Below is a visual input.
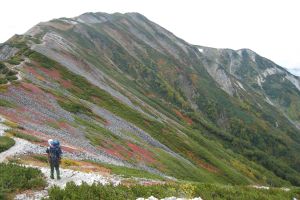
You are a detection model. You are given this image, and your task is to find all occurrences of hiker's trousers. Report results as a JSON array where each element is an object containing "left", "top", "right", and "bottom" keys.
[{"left": 50, "top": 162, "right": 60, "bottom": 177}]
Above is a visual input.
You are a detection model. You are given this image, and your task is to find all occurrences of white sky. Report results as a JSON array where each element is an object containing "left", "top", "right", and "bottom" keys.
[{"left": 1, "top": 0, "right": 299, "bottom": 69}]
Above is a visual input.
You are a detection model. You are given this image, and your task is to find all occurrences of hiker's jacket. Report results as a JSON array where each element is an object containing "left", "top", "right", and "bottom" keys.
[{"left": 46, "top": 146, "right": 62, "bottom": 165}]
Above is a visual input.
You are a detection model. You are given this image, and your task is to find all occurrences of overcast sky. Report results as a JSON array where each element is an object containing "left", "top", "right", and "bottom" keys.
[{"left": 1, "top": 0, "right": 299, "bottom": 69}]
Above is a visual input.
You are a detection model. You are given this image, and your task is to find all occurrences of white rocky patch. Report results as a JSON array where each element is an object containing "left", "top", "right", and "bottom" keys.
[
  {"left": 0, "top": 45, "right": 19, "bottom": 61},
  {"left": 60, "top": 19, "right": 78, "bottom": 25},
  {"left": 197, "top": 48, "right": 203, "bottom": 53},
  {"left": 265, "top": 97, "right": 274, "bottom": 106},
  {"left": 256, "top": 75, "right": 264, "bottom": 87},
  {"left": 252, "top": 185, "right": 270, "bottom": 190},
  {"left": 261, "top": 67, "right": 283, "bottom": 78},
  {"left": 204, "top": 62, "right": 235, "bottom": 96},
  {"left": 236, "top": 81, "right": 246, "bottom": 91},
  {"left": 42, "top": 32, "right": 77, "bottom": 54},
  {"left": 35, "top": 165, "right": 121, "bottom": 188}
]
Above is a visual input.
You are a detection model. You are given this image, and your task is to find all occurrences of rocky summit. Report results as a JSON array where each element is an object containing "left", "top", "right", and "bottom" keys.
[{"left": 1, "top": 12, "right": 300, "bottom": 188}]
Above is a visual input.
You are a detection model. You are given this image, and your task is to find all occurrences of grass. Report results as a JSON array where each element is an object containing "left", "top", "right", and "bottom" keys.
[
  {"left": 58, "top": 99, "right": 91, "bottom": 114},
  {"left": 2, "top": 121, "right": 23, "bottom": 129},
  {"left": 46, "top": 182, "right": 300, "bottom": 200},
  {"left": 0, "top": 136, "right": 15, "bottom": 153},
  {"left": 57, "top": 99, "right": 106, "bottom": 123},
  {"left": 32, "top": 154, "right": 49, "bottom": 163},
  {"left": 0, "top": 163, "right": 46, "bottom": 199},
  {"left": 6, "top": 129, "right": 42, "bottom": 142},
  {"left": 0, "top": 99, "right": 16, "bottom": 108},
  {"left": 87, "top": 160, "right": 164, "bottom": 180}
]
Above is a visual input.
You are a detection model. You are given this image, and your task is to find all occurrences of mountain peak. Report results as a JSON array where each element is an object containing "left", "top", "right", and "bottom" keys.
[
  {"left": 1, "top": 11, "right": 300, "bottom": 187},
  {"left": 70, "top": 12, "right": 146, "bottom": 24}
]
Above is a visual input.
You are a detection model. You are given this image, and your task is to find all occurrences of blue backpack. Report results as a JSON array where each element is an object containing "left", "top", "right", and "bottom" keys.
[
  {"left": 52, "top": 140, "right": 60, "bottom": 147},
  {"left": 49, "top": 140, "right": 62, "bottom": 162}
]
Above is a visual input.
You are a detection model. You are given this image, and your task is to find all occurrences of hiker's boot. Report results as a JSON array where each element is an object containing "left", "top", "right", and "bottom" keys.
[{"left": 50, "top": 174, "right": 54, "bottom": 179}]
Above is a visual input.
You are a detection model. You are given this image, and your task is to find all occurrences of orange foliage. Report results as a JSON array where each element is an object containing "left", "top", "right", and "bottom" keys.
[{"left": 173, "top": 109, "right": 193, "bottom": 125}]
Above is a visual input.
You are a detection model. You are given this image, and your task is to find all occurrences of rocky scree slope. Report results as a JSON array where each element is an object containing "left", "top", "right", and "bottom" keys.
[{"left": 0, "top": 12, "right": 300, "bottom": 186}]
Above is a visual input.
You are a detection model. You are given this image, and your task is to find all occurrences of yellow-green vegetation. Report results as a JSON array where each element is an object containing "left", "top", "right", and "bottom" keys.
[
  {"left": 0, "top": 136, "right": 15, "bottom": 153},
  {"left": 6, "top": 129, "right": 42, "bottom": 142},
  {"left": 88, "top": 161, "right": 164, "bottom": 180},
  {"left": 46, "top": 182, "right": 300, "bottom": 200},
  {"left": 0, "top": 99, "right": 16, "bottom": 108},
  {"left": 32, "top": 154, "right": 49, "bottom": 163},
  {"left": 2, "top": 120, "right": 22, "bottom": 129},
  {"left": 62, "top": 159, "right": 80, "bottom": 167},
  {"left": 0, "top": 163, "right": 46, "bottom": 199}
]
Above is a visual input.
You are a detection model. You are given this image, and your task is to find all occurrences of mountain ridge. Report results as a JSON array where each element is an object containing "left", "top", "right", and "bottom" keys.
[{"left": 0, "top": 11, "right": 300, "bottom": 186}]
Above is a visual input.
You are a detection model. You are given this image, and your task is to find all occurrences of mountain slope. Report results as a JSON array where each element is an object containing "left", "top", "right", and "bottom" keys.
[
  {"left": 0, "top": 12, "right": 300, "bottom": 186},
  {"left": 199, "top": 47, "right": 300, "bottom": 128}
]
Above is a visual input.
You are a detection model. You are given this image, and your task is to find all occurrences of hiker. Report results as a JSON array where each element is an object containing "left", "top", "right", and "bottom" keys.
[{"left": 46, "top": 139, "right": 62, "bottom": 180}]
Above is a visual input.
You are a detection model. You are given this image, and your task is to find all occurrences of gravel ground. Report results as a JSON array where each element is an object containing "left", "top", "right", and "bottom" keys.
[{"left": 0, "top": 116, "right": 9, "bottom": 136}]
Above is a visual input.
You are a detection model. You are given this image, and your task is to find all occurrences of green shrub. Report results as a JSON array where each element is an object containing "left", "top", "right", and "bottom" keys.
[
  {"left": 0, "top": 62, "right": 5, "bottom": 69},
  {"left": 0, "top": 78, "right": 8, "bottom": 85},
  {"left": 6, "top": 75, "right": 18, "bottom": 81},
  {"left": 58, "top": 100, "right": 91, "bottom": 114},
  {"left": 6, "top": 57, "right": 22, "bottom": 65},
  {"left": 7, "top": 70, "right": 17, "bottom": 76},
  {"left": 0, "top": 136, "right": 15, "bottom": 153},
  {"left": 0, "top": 163, "right": 46, "bottom": 199},
  {"left": 58, "top": 99, "right": 106, "bottom": 123},
  {"left": 47, "top": 182, "right": 179, "bottom": 200},
  {"left": 46, "top": 182, "right": 300, "bottom": 200},
  {"left": 0, "top": 67, "right": 9, "bottom": 74}
]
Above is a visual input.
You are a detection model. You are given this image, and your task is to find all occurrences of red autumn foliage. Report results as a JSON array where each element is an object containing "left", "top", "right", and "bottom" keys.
[
  {"left": 21, "top": 82, "right": 44, "bottom": 95},
  {"left": 39, "top": 68, "right": 61, "bottom": 80},
  {"left": 25, "top": 66, "right": 46, "bottom": 81},
  {"left": 127, "top": 143, "right": 156, "bottom": 164},
  {"left": 173, "top": 109, "right": 193, "bottom": 125}
]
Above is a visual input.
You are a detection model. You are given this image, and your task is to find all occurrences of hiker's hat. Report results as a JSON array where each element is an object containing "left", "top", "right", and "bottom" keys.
[{"left": 48, "top": 139, "right": 53, "bottom": 147}]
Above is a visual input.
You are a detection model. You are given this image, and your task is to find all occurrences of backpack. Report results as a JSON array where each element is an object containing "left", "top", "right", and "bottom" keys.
[
  {"left": 52, "top": 140, "right": 60, "bottom": 147},
  {"left": 49, "top": 146, "right": 62, "bottom": 162}
]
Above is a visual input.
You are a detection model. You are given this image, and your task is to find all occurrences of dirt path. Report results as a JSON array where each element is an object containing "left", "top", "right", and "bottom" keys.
[
  {"left": 0, "top": 137, "right": 32, "bottom": 162},
  {"left": 32, "top": 165, "right": 121, "bottom": 187}
]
